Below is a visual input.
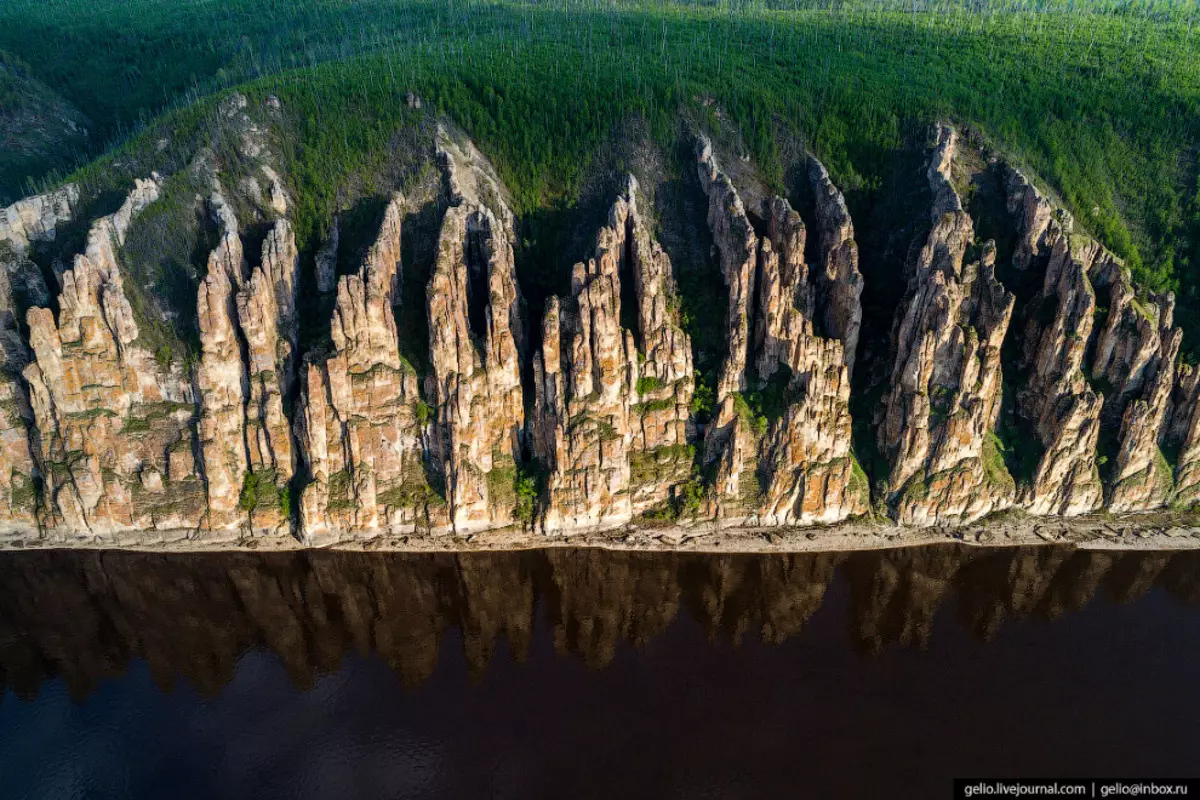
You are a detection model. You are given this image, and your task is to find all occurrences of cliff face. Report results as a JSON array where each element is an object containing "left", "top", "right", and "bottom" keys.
[
  {"left": 694, "top": 135, "right": 867, "bottom": 526},
  {"left": 1, "top": 109, "right": 1197, "bottom": 543},
  {"left": 1018, "top": 236, "right": 1106, "bottom": 516},
  {"left": 532, "top": 177, "right": 693, "bottom": 532},
  {"left": 878, "top": 125, "right": 1015, "bottom": 525},
  {"left": 427, "top": 133, "right": 526, "bottom": 533},
  {"left": 21, "top": 178, "right": 204, "bottom": 535},
  {"left": 296, "top": 194, "right": 431, "bottom": 541}
]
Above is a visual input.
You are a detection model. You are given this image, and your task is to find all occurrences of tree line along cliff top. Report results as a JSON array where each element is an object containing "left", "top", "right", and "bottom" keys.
[{"left": 1, "top": 0, "right": 1199, "bottom": 340}]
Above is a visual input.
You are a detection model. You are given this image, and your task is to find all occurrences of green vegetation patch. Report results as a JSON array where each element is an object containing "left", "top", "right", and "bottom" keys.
[
  {"left": 326, "top": 469, "right": 354, "bottom": 512},
  {"left": 983, "top": 432, "right": 1018, "bottom": 494},
  {"left": 629, "top": 444, "right": 695, "bottom": 486},
  {"left": 635, "top": 376, "right": 663, "bottom": 396},
  {"left": 238, "top": 468, "right": 289, "bottom": 515}
]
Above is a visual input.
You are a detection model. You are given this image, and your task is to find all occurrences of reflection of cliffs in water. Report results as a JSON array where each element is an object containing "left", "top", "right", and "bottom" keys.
[{"left": 1, "top": 546, "right": 1198, "bottom": 699}]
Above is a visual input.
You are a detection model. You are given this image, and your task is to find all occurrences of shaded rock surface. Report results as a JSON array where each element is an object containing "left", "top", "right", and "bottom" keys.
[
  {"left": 878, "top": 125, "right": 1015, "bottom": 525},
  {"left": 532, "top": 177, "right": 693, "bottom": 532},
  {"left": 426, "top": 132, "right": 525, "bottom": 533},
  {"left": 694, "top": 135, "right": 867, "bottom": 526},
  {"left": 296, "top": 194, "right": 435, "bottom": 540}
]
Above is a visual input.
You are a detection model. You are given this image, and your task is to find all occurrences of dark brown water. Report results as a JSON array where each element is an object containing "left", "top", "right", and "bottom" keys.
[{"left": 0, "top": 545, "right": 1197, "bottom": 799}]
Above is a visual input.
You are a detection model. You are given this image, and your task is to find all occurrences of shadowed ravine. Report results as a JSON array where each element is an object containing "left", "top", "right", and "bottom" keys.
[{"left": 0, "top": 545, "right": 1198, "bottom": 798}]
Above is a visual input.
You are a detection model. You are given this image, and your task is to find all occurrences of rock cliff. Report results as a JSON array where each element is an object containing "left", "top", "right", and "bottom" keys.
[
  {"left": 1, "top": 114, "right": 1197, "bottom": 544},
  {"left": 22, "top": 177, "right": 203, "bottom": 536},
  {"left": 693, "top": 135, "right": 867, "bottom": 526},
  {"left": 295, "top": 194, "right": 434, "bottom": 541},
  {"left": 1017, "top": 235, "right": 1106, "bottom": 516},
  {"left": 531, "top": 176, "right": 693, "bottom": 532},
  {"left": 427, "top": 133, "right": 526, "bottom": 533},
  {"left": 878, "top": 125, "right": 1015, "bottom": 525}
]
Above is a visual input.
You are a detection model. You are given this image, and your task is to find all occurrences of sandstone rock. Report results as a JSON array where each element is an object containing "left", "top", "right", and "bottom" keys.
[
  {"left": 427, "top": 198, "right": 524, "bottom": 533},
  {"left": 196, "top": 204, "right": 250, "bottom": 532},
  {"left": 1166, "top": 363, "right": 1200, "bottom": 505},
  {"left": 1003, "top": 166, "right": 1064, "bottom": 271},
  {"left": 808, "top": 156, "right": 864, "bottom": 376},
  {"left": 1108, "top": 324, "right": 1179, "bottom": 512},
  {"left": 694, "top": 136, "right": 866, "bottom": 525},
  {"left": 695, "top": 135, "right": 756, "bottom": 401},
  {"left": 878, "top": 125, "right": 1015, "bottom": 525},
  {"left": 296, "top": 194, "right": 434, "bottom": 540},
  {"left": 0, "top": 373, "right": 38, "bottom": 531},
  {"left": 1089, "top": 260, "right": 1170, "bottom": 423},
  {"left": 1017, "top": 236, "right": 1105, "bottom": 516},
  {"left": 532, "top": 177, "right": 693, "bottom": 533},
  {"left": 753, "top": 197, "right": 866, "bottom": 526},
  {"left": 1098, "top": 273, "right": 1181, "bottom": 512},
  {"left": 21, "top": 178, "right": 203, "bottom": 535},
  {"left": 235, "top": 219, "right": 300, "bottom": 532},
  {"left": 1005, "top": 166, "right": 1179, "bottom": 516},
  {"left": 0, "top": 184, "right": 78, "bottom": 253}
]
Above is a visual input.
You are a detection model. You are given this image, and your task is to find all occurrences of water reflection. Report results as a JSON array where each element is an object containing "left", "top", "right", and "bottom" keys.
[{"left": 0, "top": 545, "right": 1197, "bottom": 701}]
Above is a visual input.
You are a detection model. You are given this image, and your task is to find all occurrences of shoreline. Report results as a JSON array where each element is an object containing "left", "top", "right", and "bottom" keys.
[{"left": 2, "top": 512, "right": 1199, "bottom": 556}]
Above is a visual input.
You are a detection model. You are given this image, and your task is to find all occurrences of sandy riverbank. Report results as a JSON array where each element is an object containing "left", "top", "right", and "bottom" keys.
[{"left": 2, "top": 510, "right": 1199, "bottom": 555}]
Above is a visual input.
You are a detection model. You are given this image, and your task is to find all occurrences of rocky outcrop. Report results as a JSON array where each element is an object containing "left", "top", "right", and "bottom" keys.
[
  {"left": 532, "top": 177, "right": 693, "bottom": 532},
  {"left": 696, "top": 135, "right": 757, "bottom": 403},
  {"left": 22, "top": 178, "right": 203, "bottom": 535},
  {"left": 1090, "top": 260, "right": 1173, "bottom": 421},
  {"left": 195, "top": 201, "right": 250, "bottom": 533},
  {"left": 427, "top": 145, "right": 525, "bottom": 532},
  {"left": 1003, "top": 166, "right": 1061, "bottom": 272},
  {"left": 1108, "top": 325, "right": 1179, "bottom": 513},
  {"left": 1017, "top": 237, "right": 1106, "bottom": 516},
  {"left": 1095, "top": 271, "right": 1180, "bottom": 512},
  {"left": 296, "top": 194, "right": 435, "bottom": 540},
  {"left": 1, "top": 121, "right": 1198, "bottom": 543},
  {"left": 0, "top": 184, "right": 77, "bottom": 253},
  {"left": 236, "top": 220, "right": 300, "bottom": 531},
  {"left": 695, "top": 138, "right": 866, "bottom": 525},
  {"left": 1167, "top": 364, "right": 1200, "bottom": 505},
  {"left": 808, "top": 157, "right": 864, "bottom": 376},
  {"left": 753, "top": 196, "right": 867, "bottom": 526},
  {"left": 878, "top": 125, "right": 1015, "bottom": 525}
]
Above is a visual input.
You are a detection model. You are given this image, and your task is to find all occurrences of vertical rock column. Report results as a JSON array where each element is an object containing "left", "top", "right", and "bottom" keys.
[
  {"left": 0, "top": 187, "right": 74, "bottom": 531},
  {"left": 22, "top": 178, "right": 203, "bottom": 534},
  {"left": 809, "top": 157, "right": 864, "bottom": 377},
  {"left": 1017, "top": 237, "right": 1105, "bottom": 515},
  {"left": 625, "top": 177, "right": 695, "bottom": 509},
  {"left": 1166, "top": 364, "right": 1200, "bottom": 506},
  {"left": 196, "top": 197, "right": 250, "bottom": 533},
  {"left": 427, "top": 203, "right": 525, "bottom": 533},
  {"left": 692, "top": 135, "right": 866, "bottom": 526},
  {"left": 878, "top": 125, "right": 1015, "bottom": 525},
  {"left": 235, "top": 219, "right": 301, "bottom": 531},
  {"left": 295, "top": 194, "right": 428, "bottom": 540},
  {"left": 694, "top": 136, "right": 760, "bottom": 509},
  {"left": 753, "top": 191, "right": 867, "bottom": 526},
  {"left": 535, "top": 240, "right": 637, "bottom": 531},
  {"left": 1092, "top": 264, "right": 1181, "bottom": 512},
  {"left": 1004, "top": 166, "right": 1059, "bottom": 273},
  {"left": 532, "top": 177, "right": 694, "bottom": 533}
]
